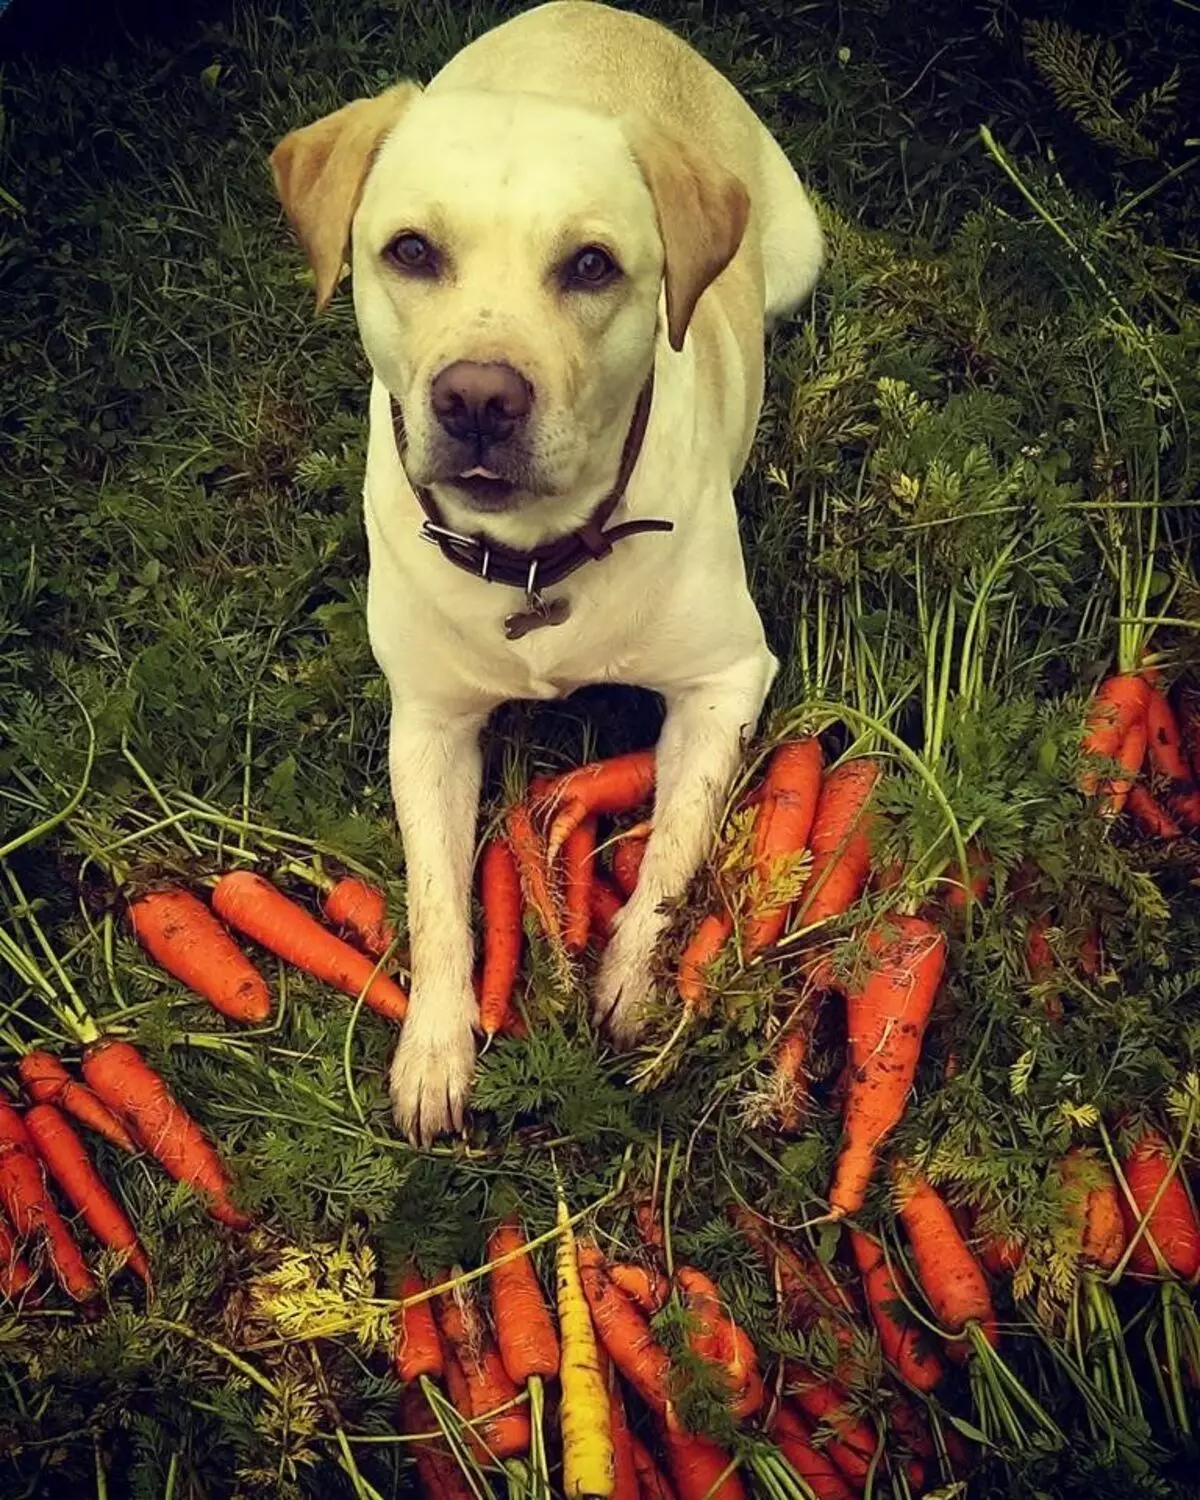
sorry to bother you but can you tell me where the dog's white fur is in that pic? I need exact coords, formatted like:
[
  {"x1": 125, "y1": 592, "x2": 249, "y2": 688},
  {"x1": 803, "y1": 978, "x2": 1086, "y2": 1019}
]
[{"x1": 270, "y1": 0, "x2": 823, "y2": 1143}]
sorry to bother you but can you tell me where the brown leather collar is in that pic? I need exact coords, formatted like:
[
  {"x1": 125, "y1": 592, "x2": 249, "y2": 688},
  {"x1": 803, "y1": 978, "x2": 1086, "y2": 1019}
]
[{"x1": 389, "y1": 371, "x2": 671, "y2": 614}]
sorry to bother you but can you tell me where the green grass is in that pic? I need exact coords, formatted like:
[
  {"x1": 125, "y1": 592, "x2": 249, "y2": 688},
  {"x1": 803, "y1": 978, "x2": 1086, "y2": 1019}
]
[{"x1": 1, "y1": 0, "x2": 1200, "y2": 1495}]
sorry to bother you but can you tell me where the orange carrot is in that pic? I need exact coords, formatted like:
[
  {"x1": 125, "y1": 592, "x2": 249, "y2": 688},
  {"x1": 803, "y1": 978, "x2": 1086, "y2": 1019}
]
[
  {"x1": 849, "y1": 1229, "x2": 944, "y2": 1391},
  {"x1": 82, "y1": 1039, "x2": 250, "y2": 1229},
  {"x1": 828, "y1": 915, "x2": 946, "y2": 1218},
  {"x1": 632, "y1": 1435, "x2": 678, "y2": 1500},
  {"x1": 589, "y1": 876, "x2": 625, "y2": 949},
  {"x1": 393, "y1": 1267, "x2": 443, "y2": 1384},
  {"x1": 479, "y1": 837, "x2": 523, "y2": 1037},
  {"x1": 130, "y1": 888, "x2": 271, "y2": 1023},
  {"x1": 578, "y1": 1243, "x2": 672, "y2": 1413},
  {"x1": 744, "y1": 738, "x2": 824, "y2": 956},
  {"x1": 610, "y1": 1373, "x2": 640, "y2": 1500},
  {"x1": 676, "y1": 911, "x2": 733, "y2": 1013},
  {"x1": 676, "y1": 1265, "x2": 763, "y2": 1418},
  {"x1": 612, "y1": 834, "x2": 648, "y2": 899},
  {"x1": 792, "y1": 759, "x2": 880, "y2": 932},
  {"x1": 0, "y1": 1103, "x2": 97, "y2": 1303},
  {"x1": 0, "y1": 1212, "x2": 34, "y2": 1301},
  {"x1": 563, "y1": 818, "x2": 598, "y2": 956},
  {"x1": 487, "y1": 1218, "x2": 560, "y2": 1382},
  {"x1": 676, "y1": 1265, "x2": 724, "y2": 1361},
  {"x1": 437, "y1": 1287, "x2": 530, "y2": 1459},
  {"x1": 211, "y1": 871, "x2": 407, "y2": 1020},
  {"x1": 1146, "y1": 688, "x2": 1195, "y2": 786},
  {"x1": 769, "y1": 1404, "x2": 856, "y2": 1500},
  {"x1": 975, "y1": 1227, "x2": 1024, "y2": 1278},
  {"x1": 542, "y1": 751, "x2": 656, "y2": 863},
  {"x1": 505, "y1": 802, "x2": 561, "y2": 942},
  {"x1": 1058, "y1": 1151, "x2": 1126, "y2": 1272},
  {"x1": 784, "y1": 1370, "x2": 877, "y2": 1486},
  {"x1": 943, "y1": 844, "x2": 990, "y2": 915},
  {"x1": 771, "y1": 1018, "x2": 811, "y2": 1133},
  {"x1": 1179, "y1": 688, "x2": 1200, "y2": 782},
  {"x1": 323, "y1": 876, "x2": 396, "y2": 958},
  {"x1": 1079, "y1": 674, "x2": 1151, "y2": 794},
  {"x1": 634, "y1": 1198, "x2": 665, "y2": 1251},
  {"x1": 1104, "y1": 715, "x2": 1150, "y2": 817},
  {"x1": 660, "y1": 1415, "x2": 745, "y2": 1500},
  {"x1": 1119, "y1": 1129, "x2": 1200, "y2": 1279},
  {"x1": 608, "y1": 1262, "x2": 669, "y2": 1314},
  {"x1": 720, "y1": 1317, "x2": 765, "y2": 1420},
  {"x1": 895, "y1": 1170, "x2": 998, "y2": 1352},
  {"x1": 18, "y1": 1052, "x2": 135, "y2": 1153},
  {"x1": 1126, "y1": 784, "x2": 1182, "y2": 838},
  {"x1": 400, "y1": 1385, "x2": 475, "y2": 1500},
  {"x1": 23, "y1": 1105, "x2": 149, "y2": 1281}
]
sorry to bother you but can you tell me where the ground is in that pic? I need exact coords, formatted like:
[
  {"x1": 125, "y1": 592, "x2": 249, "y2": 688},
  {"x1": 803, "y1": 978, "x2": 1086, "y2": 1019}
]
[{"x1": 0, "y1": 0, "x2": 1198, "y2": 1496}]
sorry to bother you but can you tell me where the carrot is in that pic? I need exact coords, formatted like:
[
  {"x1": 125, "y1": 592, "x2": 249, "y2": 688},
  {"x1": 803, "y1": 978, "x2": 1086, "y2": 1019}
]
[
  {"x1": 828, "y1": 915, "x2": 946, "y2": 1218},
  {"x1": 393, "y1": 1267, "x2": 443, "y2": 1384},
  {"x1": 506, "y1": 802, "x2": 562, "y2": 942},
  {"x1": 609, "y1": 1372, "x2": 640, "y2": 1500},
  {"x1": 563, "y1": 818, "x2": 598, "y2": 956},
  {"x1": 728, "y1": 1205, "x2": 857, "y2": 1331},
  {"x1": 612, "y1": 834, "x2": 648, "y2": 899},
  {"x1": 720, "y1": 1317, "x2": 765, "y2": 1420},
  {"x1": 1119, "y1": 1129, "x2": 1200, "y2": 1279},
  {"x1": 81, "y1": 1038, "x2": 250, "y2": 1229},
  {"x1": 323, "y1": 876, "x2": 396, "y2": 959},
  {"x1": 1104, "y1": 715, "x2": 1150, "y2": 817},
  {"x1": 976, "y1": 1228, "x2": 1024, "y2": 1278},
  {"x1": 0, "y1": 1212, "x2": 34, "y2": 1301},
  {"x1": 1146, "y1": 688, "x2": 1195, "y2": 783},
  {"x1": 0, "y1": 1102, "x2": 97, "y2": 1303},
  {"x1": 1179, "y1": 688, "x2": 1200, "y2": 782},
  {"x1": 849, "y1": 1229, "x2": 944, "y2": 1391},
  {"x1": 23, "y1": 1104, "x2": 149, "y2": 1281},
  {"x1": 676, "y1": 1265, "x2": 724, "y2": 1362},
  {"x1": 479, "y1": 837, "x2": 523, "y2": 1037},
  {"x1": 542, "y1": 751, "x2": 657, "y2": 863},
  {"x1": 608, "y1": 1262, "x2": 669, "y2": 1314},
  {"x1": 589, "y1": 876, "x2": 625, "y2": 949},
  {"x1": 18, "y1": 1051, "x2": 136, "y2": 1153},
  {"x1": 675, "y1": 1265, "x2": 762, "y2": 1418},
  {"x1": 894, "y1": 1170, "x2": 998, "y2": 1353},
  {"x1": 943, "y1": 844, "x2": 990, "y2": 915},
  {"x1": 211, "y1": 871, "x2": 408, "y2": 1021},
  {"x1": 634, "y1": 1198, "x2": 665, "y2": 1252},
  {"x1": 399, "y1": 1385, "x2": 475, "y2": 1500},
  {"x1": 676, "y1": 911, "x2": 733, "y2": 1014},
  {"x1": 771, "y1": 1017, "x2": 811, "y2": 1133},
  {"x1": 769, "y1": 1404, "x2": 856, "y2": 1500},
  {"x1": 1126, "y1": 784, "x2": 1182, "y2": 838},
  {"x1": 437, "y1": 1285, "x2": 530, "y2": 1459},
  {"x1": 784, "y1": 1370, "x2": 877, "y2": 1486},
  {"x1": 555, "y1": 1197, "x2": 616, "y2": 1498},
  {"x1": 631, "y1": 1436, "x2": 677, "y2": 1500},
  {"x1": 488, "y1": 1218, "x2": 561, "y2": 1382},
  {"x1": 744, "y1": 738, "x2": 824, "y2": 956},
  {"x1": 130, "y1": 887, "x2": 271, "y2": 1024},
  {"x1": 659, "y1": 1415, "x2": 745, "y2": 1500},
  {"x1": 792, "y1": 758, "x2": 880, "y2": 932},
  {"x1": 1058, "y1": 1151, "x2": 1126, "y2": 1272},
  {"x1": 1079, "y1": 674, "x2": 1151, "y2": 794},
  {"x1": 578, "y1": 1243, "x2": 672, "y2": 1413}
]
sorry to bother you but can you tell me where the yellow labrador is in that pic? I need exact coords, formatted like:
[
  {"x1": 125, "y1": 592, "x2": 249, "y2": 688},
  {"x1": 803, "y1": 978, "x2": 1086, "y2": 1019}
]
[{"x1": 270, "y1": 0, "x2": 823, "y2": 1143}]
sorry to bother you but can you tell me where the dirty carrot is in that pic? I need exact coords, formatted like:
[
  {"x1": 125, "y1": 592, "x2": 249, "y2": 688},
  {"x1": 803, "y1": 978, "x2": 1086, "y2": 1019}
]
[
  {"x1": 1079, "y1": 674, "x2": 1151, "y2": 794},
  {"x1": 849, "y1": 1229, "x2": 944, "y2": 1391},
  {"x1": 771, "y1": 1016, "x2": 811, "y2": 1133},
  {"x1": 18, "y1": 1051, "x2": 135, "y2": 1153},
  {"x1": 130, "y1": 887, "x2": 271, "y2": 1023},
  {"x1": 728, "y1": 1204, "x2": 857, "y2": 1331},
  {"x1": 488, "y1": 1218, "x2": 561, "y2": 1382},
  {"x1": 506, "y1": 802, "x2": 561, "y2": 942},
  {"x1": 556, "y1": 1199, "x2": 616, "y2": 1498},
  {"x1": 631, "y1": 1436, "x2": 677, "y2": 1500},
  {"x1": 744, "y1": 737, "x2": 824, "y2": 957},
  {"x1": 676, "y1": 911, "x2": 733, "y2": 1013},
  {"x1": 0, "y1": 1102, "x2": 97, "y2": 1303},
  {"x1": 437, "y1": 1285, "x2": 530, "y2": 1459},
  {"x1": 608, "y1": 1262, "x2": 669, "y2": 1314},
  {"x1": 1119, "y1": 1129, "x2": 1200, "y2": 1279},
  {"x1": 479, "y1": 837, "x2": 523, "y2": 1036},
  {"x1": 894, "y1": 1169, "x2": 998, "y2": 1352},
  {"x1": 578, "y1": 1243, "x2": 672, "y2": 1413},
  {"x1": 720, "y1": 1317, "x2": 765, "y2": 1420},
  {"x1": 792, "y1": 758, "x2": 880, "y2": 932},
  {"x1": 393, "y1": 1267, "x2": 443, "y2": 1384},
  {"x1": 81, "y1": 1039, "x2": 250, "y2": 1229},
  {"x1": 589, "y1": 876, "x2": 625, "y2": 949},
  {"x1": 828, "y1": 915, "x2": 946, "y2": 1218},
  {"x1": 211, "y1": 871, "x2": 408, "y2": 1021},
  {"x1": 1126, "y1": 784, "x2": 1182, "y2": 838},
  {"x1": 611, "y1": 834, "x2": 648, "y2": 899},
  {"x1": 659, "y1": 1416, "x2": 745, "y2": 1500},
  {"x1": 1058, "y1": 1150, "x2": 1126, "y2": 1272},
  {"x1": 323, "y1": 876, "x2": 396, "y2": 959},
  {"x1": 563, "y1": 818, "x2": 598, "y2": 956},
  {"x1": 542, "y1": 751, "x2": 656, "y2": 863},
  {"x1": 676, "y1": 1265, "x2": 724, "y2": 1362},
  {"x1": 769, "y1": 1404, "x2": 856, "y2": 1500},
  {"x1": 23, "y1": 1104, "x2": 149, "y2": 1281}
]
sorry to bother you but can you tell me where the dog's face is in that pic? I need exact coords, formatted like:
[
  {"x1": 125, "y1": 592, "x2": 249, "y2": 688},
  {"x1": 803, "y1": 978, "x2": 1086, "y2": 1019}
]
[{"x1": 271, "y1": 81, "x2": 748, "y2": 528}]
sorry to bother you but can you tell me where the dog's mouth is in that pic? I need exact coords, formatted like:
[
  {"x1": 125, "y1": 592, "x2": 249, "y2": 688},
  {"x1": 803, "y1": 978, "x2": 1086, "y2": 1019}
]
[{"x1": 442, "y1": 466, "x2": 521, "y2": 512}]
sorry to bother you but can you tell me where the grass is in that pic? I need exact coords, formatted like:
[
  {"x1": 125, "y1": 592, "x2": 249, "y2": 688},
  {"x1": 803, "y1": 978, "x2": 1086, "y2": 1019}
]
[{"x1": 1, "y1": 0, "x2": 1200, "y2": 1495}]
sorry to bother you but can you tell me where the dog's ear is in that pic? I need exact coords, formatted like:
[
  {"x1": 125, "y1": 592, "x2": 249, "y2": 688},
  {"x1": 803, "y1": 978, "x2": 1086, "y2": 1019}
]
[
  {"x1": 625, "y1": 120, "x2": 750, "y2": 352},
  {"x1": 270, "y1": 82, "x2": 421, "y2": 312}
]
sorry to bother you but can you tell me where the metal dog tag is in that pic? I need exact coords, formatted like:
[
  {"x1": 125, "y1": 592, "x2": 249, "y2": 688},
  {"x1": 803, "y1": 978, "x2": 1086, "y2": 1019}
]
[{"x1": 504, "y1": 594, "x2": 571, "y2": 640}]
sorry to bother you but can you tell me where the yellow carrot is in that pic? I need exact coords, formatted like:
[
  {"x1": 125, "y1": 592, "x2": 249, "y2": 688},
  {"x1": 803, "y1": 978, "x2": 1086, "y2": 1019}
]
[{"x1": 556, "y1": 1193, "x2": 616, "y2": 1498}]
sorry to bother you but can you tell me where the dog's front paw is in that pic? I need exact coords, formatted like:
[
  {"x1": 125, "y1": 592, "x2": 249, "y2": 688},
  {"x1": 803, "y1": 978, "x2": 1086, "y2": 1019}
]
[
  {"x1": 593, "y1": 916, "x2": 658, "y2": 1047},
  {"x1": 389, "y1": 1006, "x2": 476, "y2": 1146}
]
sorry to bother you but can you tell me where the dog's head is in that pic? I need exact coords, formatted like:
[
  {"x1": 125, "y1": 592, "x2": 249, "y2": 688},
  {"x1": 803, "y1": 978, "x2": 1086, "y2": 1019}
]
[{"x1": 270, "y1": 84, "x2": 748, "y2": 535}]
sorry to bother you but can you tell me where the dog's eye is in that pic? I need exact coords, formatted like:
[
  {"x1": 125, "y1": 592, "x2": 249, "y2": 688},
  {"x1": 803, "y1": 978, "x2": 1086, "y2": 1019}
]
[
  {"x1": 385, "y1": 233, "x2": 436, "y2": 274},
  {"x1": 567, "y1": 246, "x2": 618, "y2": 287}
]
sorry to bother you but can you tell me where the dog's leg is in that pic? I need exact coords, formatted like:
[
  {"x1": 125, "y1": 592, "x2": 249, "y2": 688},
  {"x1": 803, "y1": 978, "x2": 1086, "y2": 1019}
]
[
  {"x1": 386, "y1": 703, "x2": 488, "y2": 1145},
  {"x1": 594, "y1": 649, "x2": 776, "y2": 1042}
]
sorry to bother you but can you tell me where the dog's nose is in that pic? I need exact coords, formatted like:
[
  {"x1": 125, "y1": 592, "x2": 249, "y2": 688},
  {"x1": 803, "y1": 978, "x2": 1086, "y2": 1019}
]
[{"x1": 431, "y1": 361, "x2": 532, "y2": 444}]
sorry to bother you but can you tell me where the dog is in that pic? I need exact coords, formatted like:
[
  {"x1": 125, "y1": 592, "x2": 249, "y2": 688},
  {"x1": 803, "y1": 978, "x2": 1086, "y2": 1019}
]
[{"x1": 270, "y1": 0, "x2": 823, "y2": 1144}]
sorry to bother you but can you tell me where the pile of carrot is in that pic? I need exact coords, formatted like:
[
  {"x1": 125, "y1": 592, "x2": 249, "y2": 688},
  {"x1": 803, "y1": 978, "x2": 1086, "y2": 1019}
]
[{"x1": 1080, "y1": 672, "x2": 1200, "y2": 835}]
